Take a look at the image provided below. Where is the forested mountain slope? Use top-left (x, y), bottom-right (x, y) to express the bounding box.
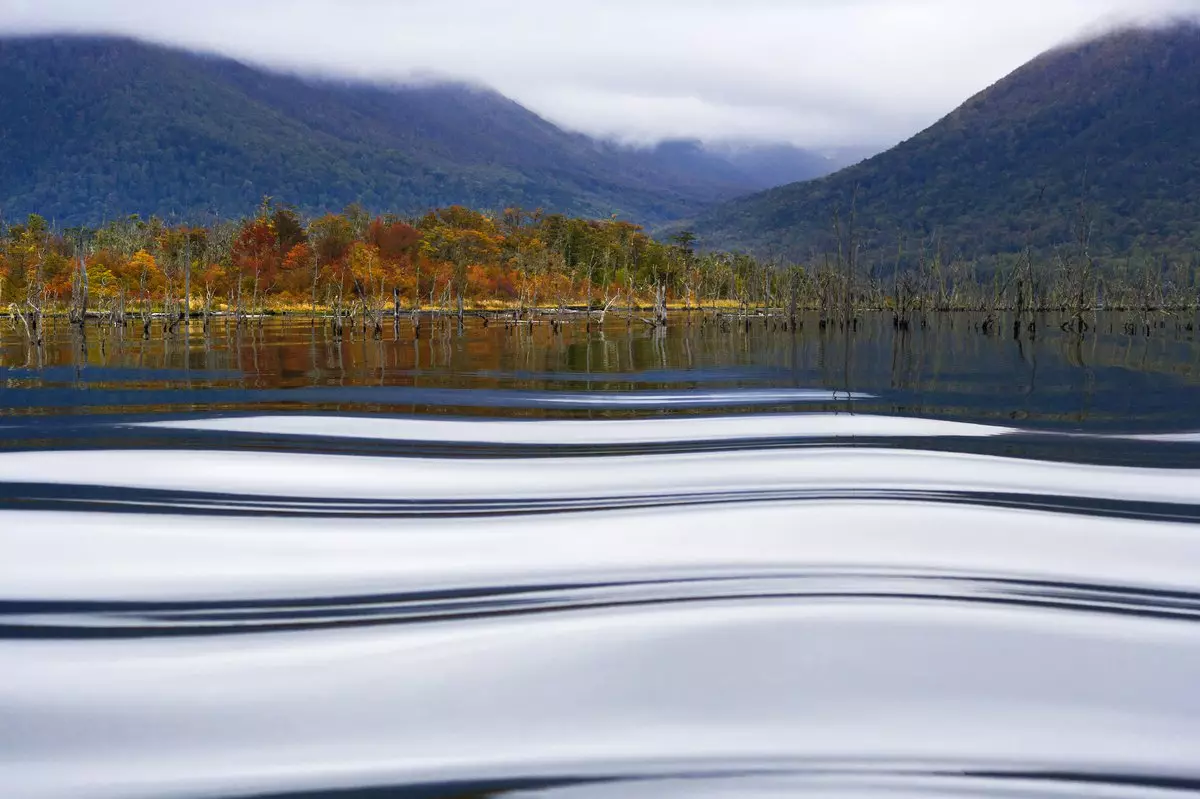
top-left (693, 24), bottom-right (1200, 261)
top-left (0, 36), bottom-right (831, 225)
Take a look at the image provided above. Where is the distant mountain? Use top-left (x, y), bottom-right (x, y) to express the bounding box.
top-left (0, 36), bottom-right (822, 226)
top-left (645, 139), bottom-right (838, 190)
top-left (692, 23), bottom-right (1200, 260)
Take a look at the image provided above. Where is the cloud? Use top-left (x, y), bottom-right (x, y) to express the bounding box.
top-left (2, 0), bottom-right (1198, 147)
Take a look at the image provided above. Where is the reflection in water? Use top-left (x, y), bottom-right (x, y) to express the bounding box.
top-left (2, 311), bottom-right (1200, 429)
top-left (3, 313), bottom-right (1200, 798)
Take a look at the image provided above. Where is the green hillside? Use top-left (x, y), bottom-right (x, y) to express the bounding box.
top-left (692, 24), bottom-right (1200, 262)
top-left (0, 36), bottom-right (831, 226)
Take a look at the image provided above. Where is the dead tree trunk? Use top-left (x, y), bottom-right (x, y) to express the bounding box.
top-left (654, 284), bottom-right (668, 328)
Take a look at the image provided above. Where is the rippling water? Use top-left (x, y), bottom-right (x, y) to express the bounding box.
top-left (4, 313), bottom-right (1200, 798)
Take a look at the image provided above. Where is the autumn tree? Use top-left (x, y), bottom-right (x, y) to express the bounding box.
top-left (5, 215), bottom-right (51, 341)
top-left (308, 214), bottom-right (355, 321)
top-left (231, 217), bottom-right (281, 318)
top-left (419, 206), bottom-right (502, 325)
top-left (368, 217), bottom-right (420, 317)
top-left (126, 248), bottom-right (163, 336)
top-left (347, 241), bottom-right (388, 334)
top-left (281, 240), bottom-right (314, 305)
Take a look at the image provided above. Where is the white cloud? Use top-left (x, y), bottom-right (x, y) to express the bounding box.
top-left (1, 0), bottom-right (1198, 147)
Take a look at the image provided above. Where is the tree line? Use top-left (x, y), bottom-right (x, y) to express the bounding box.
top-left (3, 200), bottom-right (1198, 343)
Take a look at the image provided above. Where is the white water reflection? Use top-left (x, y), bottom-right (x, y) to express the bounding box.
top-left (4, 601), bottom-right (1200, 799)
top-left (134, 413), bottom-right (1015, 444)
top-left (0, 446), bottom-right (1195, 505)
top-left (4, 413), bottom-right (1200, 798)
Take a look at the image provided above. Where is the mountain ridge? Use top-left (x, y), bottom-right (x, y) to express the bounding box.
top-left (691, 22), bottom-right (1200, 262)
top-left (0, 35), bottom-right (835, 226)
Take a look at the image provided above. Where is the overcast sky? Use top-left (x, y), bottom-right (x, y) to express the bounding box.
top-left (2, 0), bottom-right (1199, 148)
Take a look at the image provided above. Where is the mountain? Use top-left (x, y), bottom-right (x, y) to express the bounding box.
top-left (645, 139), bottom-right (838, 189)
top-left (692, 23), bottom-right (1200, 261)
top-left (0, 36), bottom-right (825, 226)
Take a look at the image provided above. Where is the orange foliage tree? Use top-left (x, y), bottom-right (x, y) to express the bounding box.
top-left (0, 200), bottom-right (752, 331)
top-left (231, 217), bottom-right (280, 315)
top-left (419, 206), bottom-right (502, 322)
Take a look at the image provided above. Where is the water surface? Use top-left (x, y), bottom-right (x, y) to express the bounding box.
top-left (3, 312), bottom-right (1200, 798)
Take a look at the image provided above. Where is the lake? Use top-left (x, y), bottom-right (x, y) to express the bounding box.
top-left (4, 311), bottom-right (1200, 798)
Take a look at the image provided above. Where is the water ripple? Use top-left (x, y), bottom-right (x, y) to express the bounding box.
top-left (8, 572), bottom-right (1200, 639)
top-left (5, 413), bottom-right (1200, 798)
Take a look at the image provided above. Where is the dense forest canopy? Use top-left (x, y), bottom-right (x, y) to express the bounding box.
top-left (3, 202), bottom-right (1197, 344)
top-left (0, 203), bottom-right (717, 321)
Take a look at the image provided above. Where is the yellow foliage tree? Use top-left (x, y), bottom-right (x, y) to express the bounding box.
top-left (126, 250), bottom-right (162, 311)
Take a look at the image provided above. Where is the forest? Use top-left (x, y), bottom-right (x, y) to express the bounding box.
top-left (694, 25), bottom-right (1200, 261)
top-left (3, 200), bottom-right (1199, 344)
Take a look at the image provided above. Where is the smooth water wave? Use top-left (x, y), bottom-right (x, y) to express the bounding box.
top-left (132, 413), bottom-right (1016, 445)
top-left (1120, 432), bottom-right (1200, 443)
top-left (5, 601), bottom-right (1200, 799)
top-left (5, 411), bottom-right (1200, 798)
top-left (8, 496), bottom-right (1200, 601)
top-left (8, 572), bottom-right (1200, 639)
top-left (0, 447), bottom-right (1195, 507)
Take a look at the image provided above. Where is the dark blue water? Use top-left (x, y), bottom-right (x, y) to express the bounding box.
top-left (4, 312), bottom-right (1200, 798)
